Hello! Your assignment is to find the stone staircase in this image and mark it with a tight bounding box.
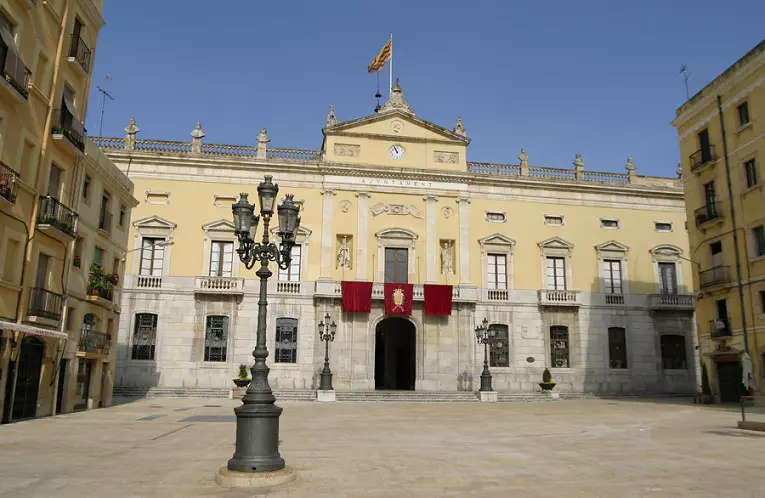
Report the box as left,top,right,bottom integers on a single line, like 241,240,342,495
335,391,480,402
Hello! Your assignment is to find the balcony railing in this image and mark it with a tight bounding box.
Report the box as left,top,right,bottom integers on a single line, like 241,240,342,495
136,275,163,289
538,289,580,306
276,281,301,294
78,329,111,355
694,202,723,227
699,265,730,289
27,287,63,321
67,34,91,73
710,318,732,339
689,145,717,171
37,195,78,238
98,208,113,233
605,293,624,305
51,108,86,152
487,288,509,301
87,281,114,302
0,39,31,99
0,160,20,204
194,276,244,293
650,293,694,310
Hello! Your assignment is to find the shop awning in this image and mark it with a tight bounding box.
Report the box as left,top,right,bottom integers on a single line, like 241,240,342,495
0,320,68,340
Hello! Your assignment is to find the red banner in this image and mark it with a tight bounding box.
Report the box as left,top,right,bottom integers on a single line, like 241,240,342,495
384,283,413,316
424,285,453,316
341,281,373,313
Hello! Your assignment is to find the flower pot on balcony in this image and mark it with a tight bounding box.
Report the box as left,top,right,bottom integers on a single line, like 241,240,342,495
539,382,556,391
233,379,251,388
90,288,100,296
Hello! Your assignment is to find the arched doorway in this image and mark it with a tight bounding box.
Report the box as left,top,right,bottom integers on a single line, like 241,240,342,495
375,317,415,390
12,337,45,420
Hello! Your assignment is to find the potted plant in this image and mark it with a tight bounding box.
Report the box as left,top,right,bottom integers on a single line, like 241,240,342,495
88,263,105,296
233,364,251,388
701,363,713,404
539,367,556,391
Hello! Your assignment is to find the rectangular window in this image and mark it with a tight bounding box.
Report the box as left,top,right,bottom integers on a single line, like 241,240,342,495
744,159,758,189
140,238,164,276
603,259,622,294
274,317,298,363
21,140,35,179
710,240,723,267
48,164,62,198
544,215,564,226
486,254,507,290
738,102,750,126
600,219,619,229
384,247,408,283
655,222,673,232
661,335,687,370
489,325,509,367
550,325,569,368
93,246,104,267
608,327,627,369
204,316,228,362
65,307,75,331
278,244,301,282
545,257,566,290
82,175,91,201
658,262,677,294
715,299,728,321
209,241,234,277
753,226,765,258
486,211,506,223
760,290,765,315
119,204,127,227
132,313,157,360
698,129,711,163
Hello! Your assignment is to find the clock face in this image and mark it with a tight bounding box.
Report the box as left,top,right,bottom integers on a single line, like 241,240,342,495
389,145,405,160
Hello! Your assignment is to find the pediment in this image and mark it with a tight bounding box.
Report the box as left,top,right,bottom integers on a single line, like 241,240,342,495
650,244,683,256
325,110,470,145
202,219,235,232
133,215,176,229
538,236,574,249
375,227,419,241
478,233,517,247
270,225,313,238
595,240,630,253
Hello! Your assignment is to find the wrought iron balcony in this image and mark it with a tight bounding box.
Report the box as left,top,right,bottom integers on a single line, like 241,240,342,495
709,318,732,339
538,289,581,307
0,160,20,204
98,208,113,233
51,108,86,152
27,287,63,321
0,39,31,99
694,202,723,227
699,265,730,289
37,195,78,238
689,145,717,171
194,276,244,294
67,34,91,73
78,329,112,355
649,293,694,310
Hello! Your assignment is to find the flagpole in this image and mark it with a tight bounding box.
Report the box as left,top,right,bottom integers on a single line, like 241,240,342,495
389,33,393,95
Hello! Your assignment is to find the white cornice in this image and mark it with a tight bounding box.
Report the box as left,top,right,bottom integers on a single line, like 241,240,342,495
76,0,106,29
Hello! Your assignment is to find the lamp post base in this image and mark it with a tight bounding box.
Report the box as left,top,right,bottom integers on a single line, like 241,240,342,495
479,371,493,392
317,389,336,402
478,391,498,403
319,369,333,391
215,465,297,489
227,402,285,473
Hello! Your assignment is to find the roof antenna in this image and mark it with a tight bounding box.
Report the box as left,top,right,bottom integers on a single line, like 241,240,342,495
96,74,115,137
679,65,691,100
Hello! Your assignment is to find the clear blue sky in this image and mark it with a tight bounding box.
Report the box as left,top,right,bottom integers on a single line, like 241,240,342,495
85,1,765,177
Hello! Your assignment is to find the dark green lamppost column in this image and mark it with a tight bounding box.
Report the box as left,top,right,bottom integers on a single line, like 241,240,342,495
475,318,496,392
318,313,336,390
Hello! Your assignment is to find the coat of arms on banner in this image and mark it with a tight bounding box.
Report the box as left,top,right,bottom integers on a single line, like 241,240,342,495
392,287,406,312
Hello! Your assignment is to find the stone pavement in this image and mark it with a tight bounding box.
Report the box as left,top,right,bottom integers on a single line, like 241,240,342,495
0,397,763,497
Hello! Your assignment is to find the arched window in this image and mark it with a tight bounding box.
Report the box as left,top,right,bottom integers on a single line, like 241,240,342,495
275,318,298,363
489,324,509,367
132,313,157,360
660,335,687,369
608,327,627,369
204,315,229,362
550,325,570,368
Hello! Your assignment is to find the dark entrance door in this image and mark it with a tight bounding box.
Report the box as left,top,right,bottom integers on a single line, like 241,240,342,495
74,359,92,410
375,318,415,390
717,361,745,403
56,359,68,414
12,337,45,420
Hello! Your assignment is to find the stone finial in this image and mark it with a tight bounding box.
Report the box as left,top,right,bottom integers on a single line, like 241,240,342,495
626,157,637,183
190,122,205,153
454,116,466,137
573,153,584,179
124,118,139,150
326,105,337,127
676,162,683,179
380,78,414,114
256,128,270,159
519,148,529,176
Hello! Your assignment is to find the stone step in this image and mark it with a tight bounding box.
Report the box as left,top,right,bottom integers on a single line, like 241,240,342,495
335,391,479,402
113,387,230,398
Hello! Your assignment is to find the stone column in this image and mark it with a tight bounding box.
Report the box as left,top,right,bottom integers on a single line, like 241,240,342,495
319,189,336,279
424,195,439,283
355,192,371,281
457,197,471,285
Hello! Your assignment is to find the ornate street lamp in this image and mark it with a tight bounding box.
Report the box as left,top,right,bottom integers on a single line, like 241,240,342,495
227,175,301,473
318,313,337,390
475,318,497,392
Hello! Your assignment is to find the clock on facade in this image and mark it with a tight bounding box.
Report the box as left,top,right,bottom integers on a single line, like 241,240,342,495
389,145,405,160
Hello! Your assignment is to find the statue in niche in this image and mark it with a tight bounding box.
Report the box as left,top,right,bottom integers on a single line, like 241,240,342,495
441,241,453,275
337,236,351,269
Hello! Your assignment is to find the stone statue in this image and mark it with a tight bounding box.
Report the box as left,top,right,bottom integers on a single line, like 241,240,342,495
573,153,584,169
326,105,337,127
337,236,351,269
519,148,528,167
454,116,466,137
441,241,453,275
124,118,139,150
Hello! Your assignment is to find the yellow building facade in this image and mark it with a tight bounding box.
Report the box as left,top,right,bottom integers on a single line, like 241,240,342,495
0,0,137,423
99,81,698,396
673,39,765,402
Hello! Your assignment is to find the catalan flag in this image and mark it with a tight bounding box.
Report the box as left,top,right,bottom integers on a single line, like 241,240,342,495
368,39,392,74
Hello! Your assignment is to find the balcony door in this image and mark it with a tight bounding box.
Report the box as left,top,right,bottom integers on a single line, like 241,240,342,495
384,248,408,283
703,181,716,215
35,254,50,289
698,129,711,163
209,241,233,277
658,262,677,295
710,241,723,268
47,164,62,199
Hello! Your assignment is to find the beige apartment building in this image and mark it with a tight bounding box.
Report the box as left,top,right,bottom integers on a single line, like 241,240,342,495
97,81,698,397
673,39,765,403
0,0,137,423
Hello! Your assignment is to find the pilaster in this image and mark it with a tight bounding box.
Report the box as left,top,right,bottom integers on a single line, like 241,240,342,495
355,192,371,281
457,197,471,285
424,195,439,283
319,189,336,279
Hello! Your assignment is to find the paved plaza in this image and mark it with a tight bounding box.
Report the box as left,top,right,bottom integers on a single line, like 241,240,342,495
0,397,763,497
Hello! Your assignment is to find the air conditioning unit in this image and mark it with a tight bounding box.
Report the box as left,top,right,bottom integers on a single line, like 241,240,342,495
715,320,726,330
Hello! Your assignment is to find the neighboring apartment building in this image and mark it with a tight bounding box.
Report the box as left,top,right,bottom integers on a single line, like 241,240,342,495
0,0,137,423
97,81,698,396
673,39,765,403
